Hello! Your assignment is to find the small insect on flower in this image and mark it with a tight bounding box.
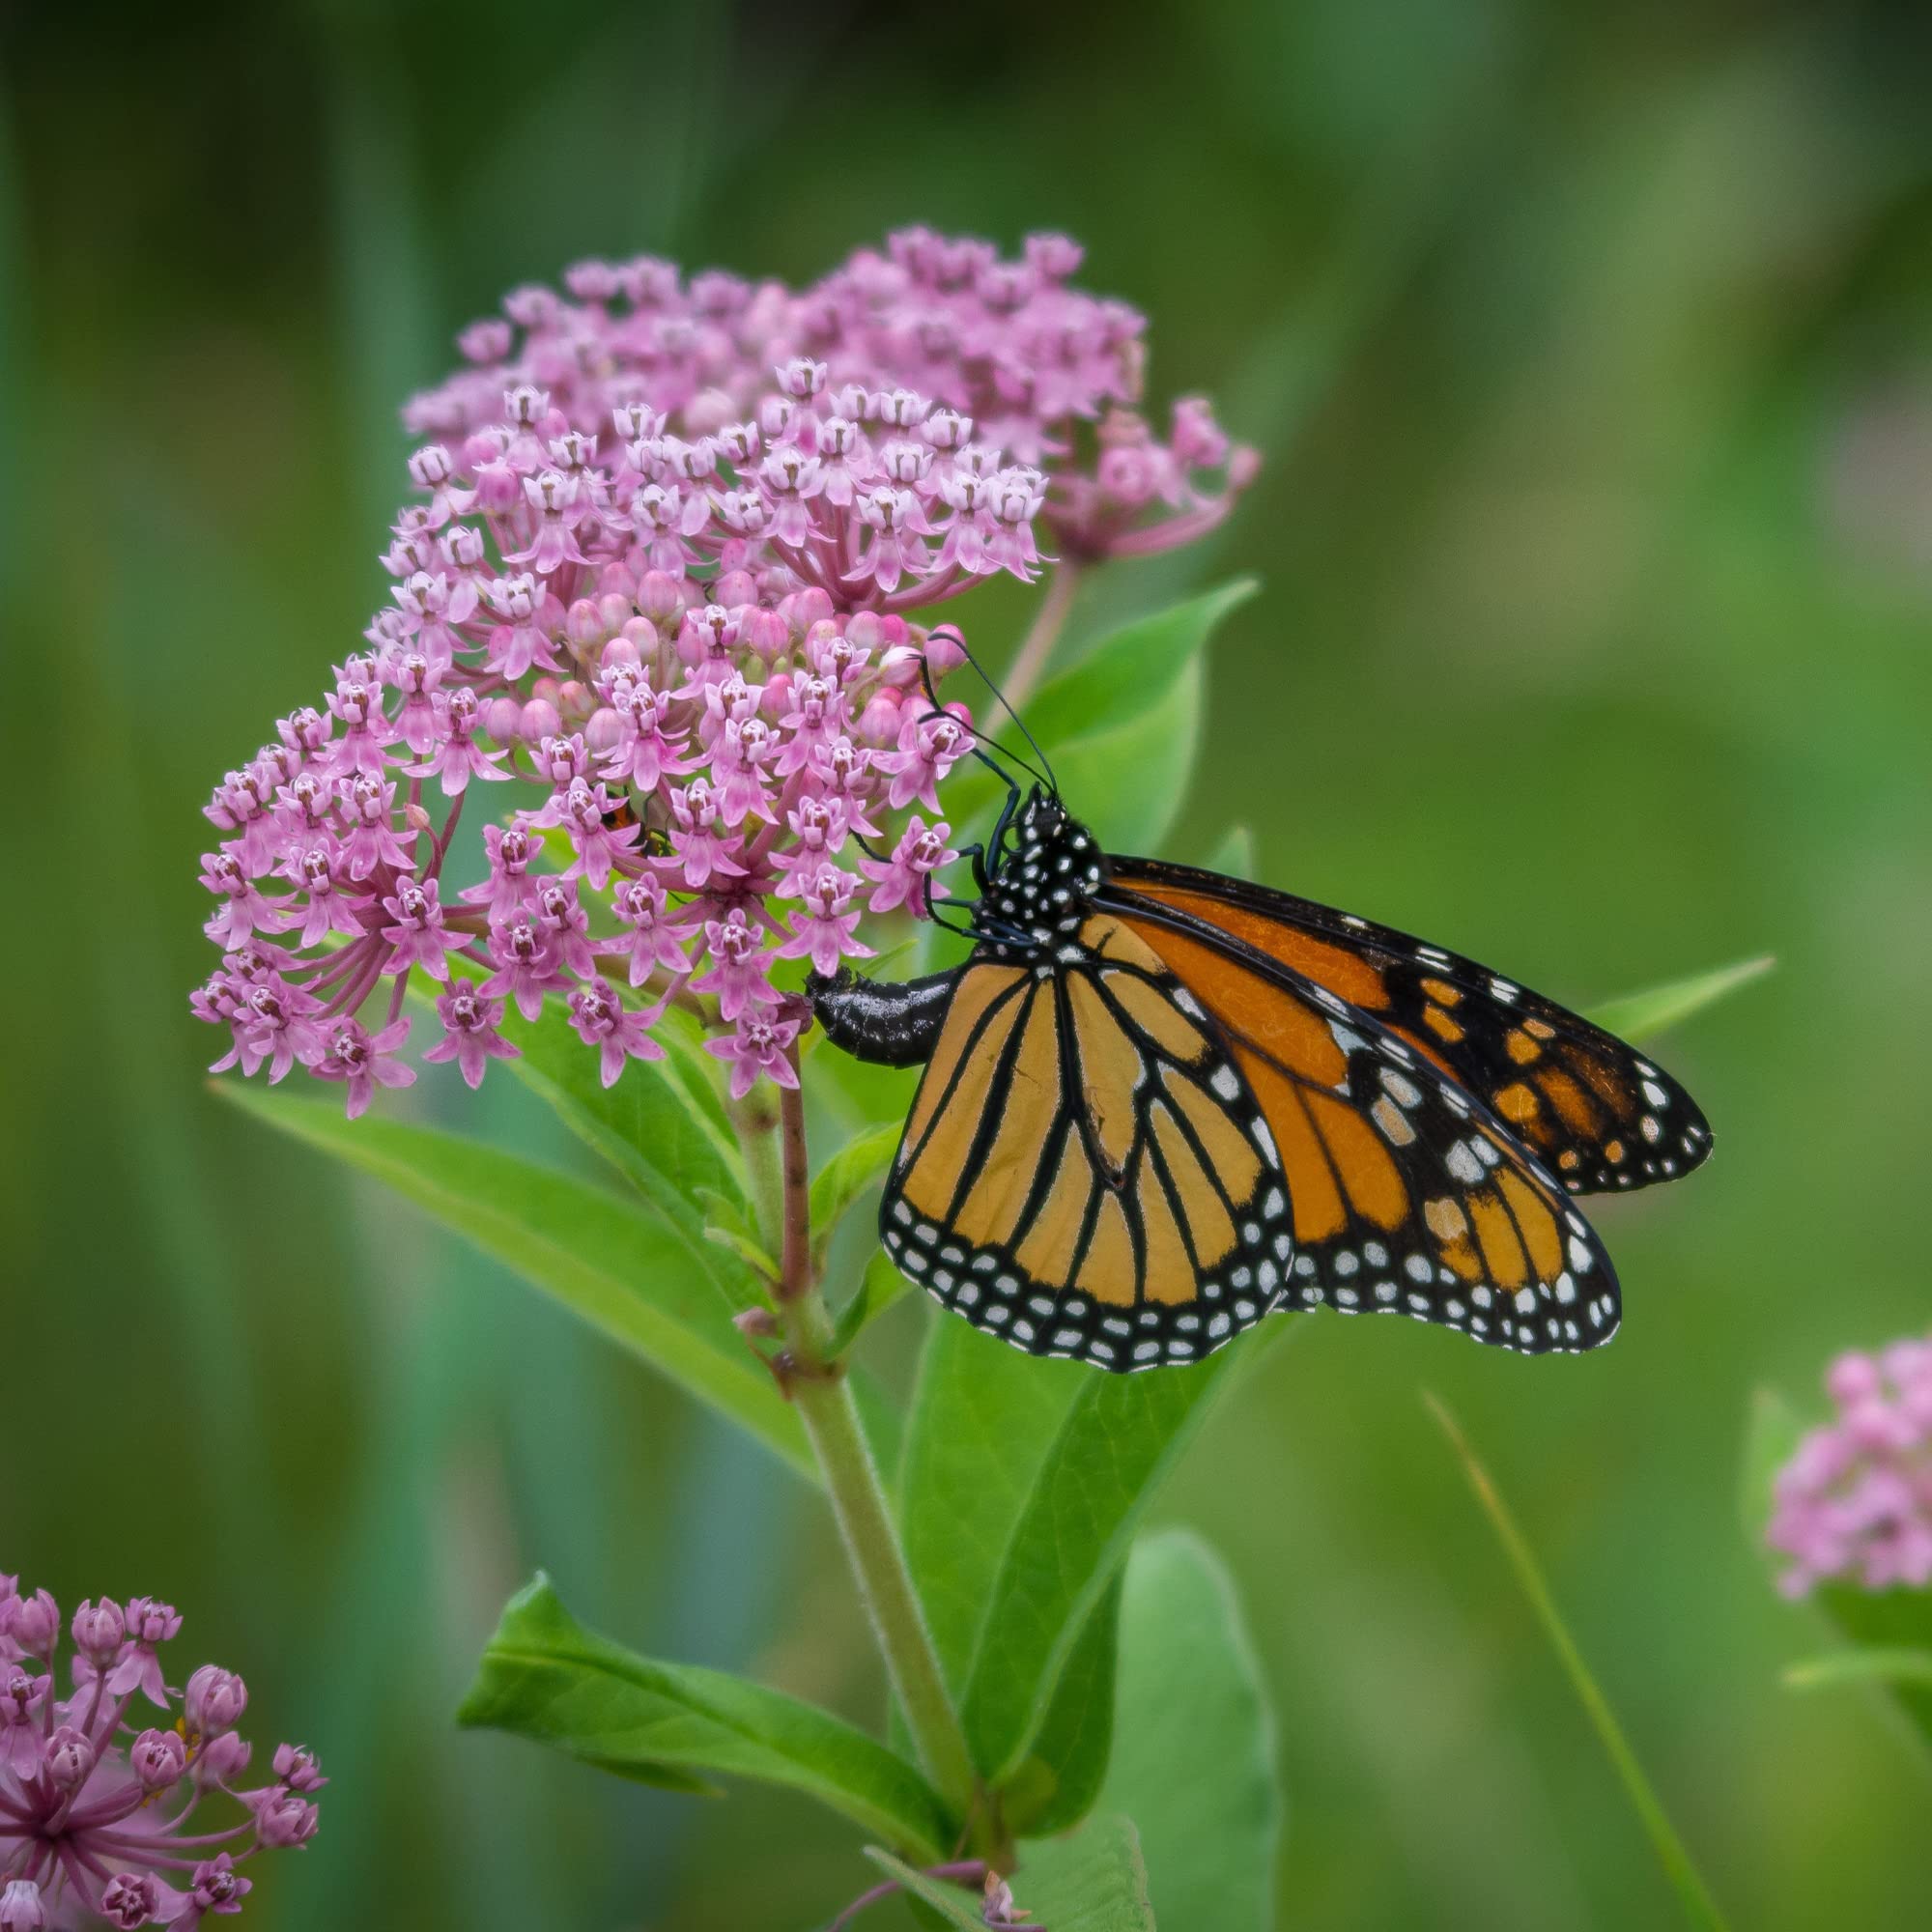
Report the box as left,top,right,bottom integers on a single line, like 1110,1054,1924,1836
0,1576,322,1927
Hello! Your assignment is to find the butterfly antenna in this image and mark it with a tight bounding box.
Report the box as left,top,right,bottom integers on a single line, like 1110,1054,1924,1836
912,632,1056,795
927,622,1066,796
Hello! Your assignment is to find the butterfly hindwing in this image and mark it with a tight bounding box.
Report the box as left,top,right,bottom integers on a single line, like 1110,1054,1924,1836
1106,857,1711,1196
879,921,1292,1371
1102,890,1622,1353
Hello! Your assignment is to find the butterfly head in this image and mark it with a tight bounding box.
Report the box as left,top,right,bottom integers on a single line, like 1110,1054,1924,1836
976,787,1106,953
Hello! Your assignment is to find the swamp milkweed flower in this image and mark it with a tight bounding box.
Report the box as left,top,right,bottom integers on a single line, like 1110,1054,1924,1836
1766,1336,1932,1594
190,229,1257,1112
0,1577,322,1927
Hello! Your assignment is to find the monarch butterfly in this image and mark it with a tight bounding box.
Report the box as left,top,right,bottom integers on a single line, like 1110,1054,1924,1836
810,706,1711,1374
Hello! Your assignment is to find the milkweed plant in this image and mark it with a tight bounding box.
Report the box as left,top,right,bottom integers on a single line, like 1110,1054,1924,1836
0,1581,322,1929
170,227,1769,1929
1748,1334,1932,1761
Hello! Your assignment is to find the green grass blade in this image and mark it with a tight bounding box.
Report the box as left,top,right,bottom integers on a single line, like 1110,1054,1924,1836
1783,1648,1932,1692
1427,1395,1732,1932
1585,955,1774,1043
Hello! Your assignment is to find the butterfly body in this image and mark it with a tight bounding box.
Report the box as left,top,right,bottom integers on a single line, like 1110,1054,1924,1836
811,789,1711,1372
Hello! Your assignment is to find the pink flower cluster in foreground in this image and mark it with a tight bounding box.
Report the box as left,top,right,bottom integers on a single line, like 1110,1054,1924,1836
191,229,1255,1112
1766,1337,1932,1595
0,1577,321,1928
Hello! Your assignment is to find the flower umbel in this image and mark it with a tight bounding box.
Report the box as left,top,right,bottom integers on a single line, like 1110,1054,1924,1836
0,1577,321,1927
1766,1336,1932,1594
191,229,1253,1113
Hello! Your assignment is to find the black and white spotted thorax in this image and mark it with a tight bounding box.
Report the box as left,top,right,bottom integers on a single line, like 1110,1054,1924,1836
974,791,1106,959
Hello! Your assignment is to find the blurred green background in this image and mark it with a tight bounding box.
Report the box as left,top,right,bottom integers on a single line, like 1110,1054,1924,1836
7,0,1932,1925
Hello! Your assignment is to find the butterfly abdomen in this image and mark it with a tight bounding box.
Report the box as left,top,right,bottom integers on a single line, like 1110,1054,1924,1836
808,967,959,1067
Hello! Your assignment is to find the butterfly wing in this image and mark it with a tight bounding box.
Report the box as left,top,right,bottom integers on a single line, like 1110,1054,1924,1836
878,921,1293,1371
1098,883,1623,1353
1105,857,1711,1195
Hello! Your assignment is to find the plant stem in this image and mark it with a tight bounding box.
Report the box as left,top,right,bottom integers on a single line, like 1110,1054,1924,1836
754,1076,990,1845
1002,561,1082,708
1427,1394,1733,1932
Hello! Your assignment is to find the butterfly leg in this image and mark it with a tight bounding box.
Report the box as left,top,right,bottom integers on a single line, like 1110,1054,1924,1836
807,966,964,1067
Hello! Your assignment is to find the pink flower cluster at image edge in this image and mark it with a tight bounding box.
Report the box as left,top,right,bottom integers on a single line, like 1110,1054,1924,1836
1766,1337,1932,1594
189,228,1256,1111
0,1577,321,1930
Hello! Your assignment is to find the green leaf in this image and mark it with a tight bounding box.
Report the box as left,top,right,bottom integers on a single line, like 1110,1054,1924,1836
215,1085,812,1481
1000,1575,1122,1837
1429,1396,1733,1932
697,1185,781,1291
960,1329,1280,1781
1017,1813,1157,1931
858,1851,988,1931
1804,1588,1932,1750
460,1577,951,1860
1201,822,1257,880
1585,955,1774,1044
809,1121,904,1265
829,1246,914,1358
897,1319,1093,1692
1784,1647,1932,1692
948,580,1259,855
1098,1532,1279,1930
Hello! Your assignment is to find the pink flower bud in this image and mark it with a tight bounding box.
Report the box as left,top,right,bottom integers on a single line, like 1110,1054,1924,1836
481,696,523,744
637,571,684,627
99,1876,160,1931
125,1598,182,1646
71,1600,124,1662
519,697,561,743
566,598,607,648
186,1665,249,1736
6,1590,57,1658
273,1741,327,1791
197,1728,254,1785
43,1725,95,1791
0,1880,45,1932
923,626,968,679
856,688,903,746
256,1791,322,1848
786,586,835,634
740,608,789,662
131,1727,188,1792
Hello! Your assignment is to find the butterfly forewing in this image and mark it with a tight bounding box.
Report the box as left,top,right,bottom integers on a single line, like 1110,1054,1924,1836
1106,858,1711,1196
879,919,1292,1370
1103,892,1622,1353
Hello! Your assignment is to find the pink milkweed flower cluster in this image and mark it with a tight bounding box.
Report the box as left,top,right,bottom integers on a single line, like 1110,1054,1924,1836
190,229,1254,1114
0,1577,322,1928
1766,1337,1932,1595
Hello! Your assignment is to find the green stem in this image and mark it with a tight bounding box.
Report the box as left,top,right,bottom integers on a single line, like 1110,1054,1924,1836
1002,560,1082,708
1427,1395,1733,1932
747,1075,991,1848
